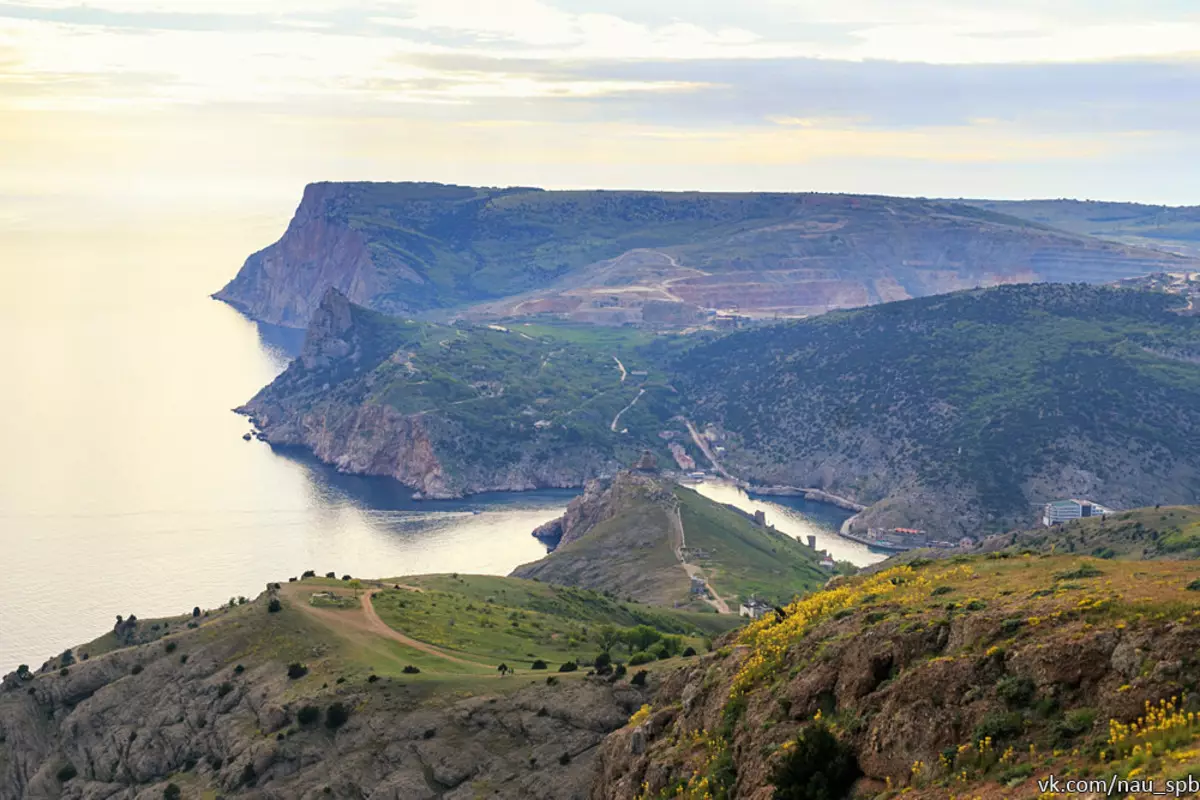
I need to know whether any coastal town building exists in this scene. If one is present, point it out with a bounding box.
[1042,499,1112,527]
[739,597,772,620]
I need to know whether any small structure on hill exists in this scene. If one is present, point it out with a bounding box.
[632,450,658,473]
[739,597,772,620]
[753,510,767,526]
[690,575,707,596]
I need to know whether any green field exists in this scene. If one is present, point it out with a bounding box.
[372,575,738,669]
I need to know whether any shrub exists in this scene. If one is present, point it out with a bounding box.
[931,586,954,596]
[59,667,69,676]
[267,598,282,613]
[165,641,177,654]
[594,652,612,671]
[558,661,578,673]
[628,652,654,666]
[770,723,860,800]
[56,763,77,782]
[163,783,181,800]
[240,763,256,787]
[546,676,559,685]
[325,702,350,729]
[341,574,352,581]
[681,646,697,658]
[1055,564,1103,580]
[402,665,420,674]
[287,663,308,680]
[131,664,144,675]
[531,659,548,670]
[999,618,1026,635]
[192,607,200,618]
[234,664,244,674]
[325,571,336,578]
[1187,579,1200,592]
[217,682,233,698]
[614,663,627,678]
[995,675,1036,708]
[631,670,648,687]
[1055,707,1097,742]
[965,599,988,612]
[973,711,1024,742]
[297,705,320,726]
[558,752,571,766]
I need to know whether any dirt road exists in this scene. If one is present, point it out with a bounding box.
[283,582,489,667]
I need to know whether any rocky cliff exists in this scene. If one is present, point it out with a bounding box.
[240,289,673,498]
[215,182,1198,328]
[590,554,1200,799]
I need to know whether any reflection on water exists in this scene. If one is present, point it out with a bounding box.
[689,480,887,567]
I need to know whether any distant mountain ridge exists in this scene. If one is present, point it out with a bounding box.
[214,182,1197,328]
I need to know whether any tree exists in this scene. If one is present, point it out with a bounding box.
[163,783,181,800]
[192,607,200,618]
[624,625,661,653]
[498,663,509,677]
[349,579,363,598]
[594,624,621,653]
[268,598,282,613]
[325,702,350,729]
[16,664,31,680]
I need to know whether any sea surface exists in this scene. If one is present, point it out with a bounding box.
[0,216,878,672]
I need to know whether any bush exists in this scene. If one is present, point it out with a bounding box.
[965,600,988,612]
[59,667,69,676]
[681,646,697,658]
[179,655,188,664]
[594,652,612,671]
[165,641,177,654]
[545,676,559,685]
[557,661,578,673]
[614,663,627,678]
[297,705,320,726]
[287,663,308,680]
[325,571,336,578]
[931,586,954,596]
[628,652,654,666]
[56,763,77,782]
[1055,564,1103,580]
[163,783,181,800]
[217,682,233,698]
[192,607,200,618]
[531,659,548,670]
[995,675,1036,708]
[558,752,571,766]
[131,664,144,675]
[234,664,244,674]
[402,665,421,674]
[1055,707,1097,742]
[1187,579,1200,592]
[267,598,282,613]
[325,702,350,729]
[770,723,860,800]
[631,670,648,687]
[973,711,1025,742]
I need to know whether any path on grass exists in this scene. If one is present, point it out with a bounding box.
[668,503,732,615]
[284,582,490,668]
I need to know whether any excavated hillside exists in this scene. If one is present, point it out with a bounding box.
[214,182,1196,328]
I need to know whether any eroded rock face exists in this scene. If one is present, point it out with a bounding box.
[0,615,651,800]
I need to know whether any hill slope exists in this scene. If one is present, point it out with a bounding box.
[960,198,1200,258]
[511,469,831,609]
[240,288,682,498]
[214,182,1195,327]
[0,574,734,799]
[672,283,1200,537]
[971,505,1200,561]
[594,553,1200,799]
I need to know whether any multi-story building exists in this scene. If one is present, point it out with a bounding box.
[1042,499,1113,527]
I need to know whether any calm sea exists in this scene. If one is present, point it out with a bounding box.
[0,216,879,672]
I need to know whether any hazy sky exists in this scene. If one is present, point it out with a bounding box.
[3,0,1199,229]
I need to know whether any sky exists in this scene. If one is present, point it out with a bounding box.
[2,0,1200,230]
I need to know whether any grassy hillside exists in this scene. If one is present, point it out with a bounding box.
[672,283,1200,537]
[0,573,728,799]
[974,505,1200,560]
[512,472,832,610]
[244,290,685,496]
[673,486,829,606]
[595,553,1200,799]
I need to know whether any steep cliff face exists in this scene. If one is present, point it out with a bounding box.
[215,182,1199,328]
[241,289,670,498]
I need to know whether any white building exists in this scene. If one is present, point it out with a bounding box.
[739,598,772,619]
[1042,499,1112,527]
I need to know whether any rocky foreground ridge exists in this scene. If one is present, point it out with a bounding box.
[7,545,1200,798]
[214,182,1196,329]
